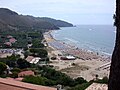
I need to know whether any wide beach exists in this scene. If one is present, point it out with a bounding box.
[43,30,111,81]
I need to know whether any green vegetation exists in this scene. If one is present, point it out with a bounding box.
[0,8,73,34]
[0,54,108,90]
[94,76,108,84]
[0,54,31,69]
[0,8,109,90]
[31,39,44,48]
[67,76,109,90]
[22,65,106,90]
[38,17,73,27]
[22,66,88,87]
[17,58,31,69]
[22,75,56,86]
[29,48,48,58]
[0,28,108,90]
[0,54,19,67]
[11,68,21,73]
[0,30,44,48]
[74,77,87,85]
[0,62,7,75]
[10,71,19,78]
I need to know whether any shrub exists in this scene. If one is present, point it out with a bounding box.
[51,57,57,60]
[95,76,108,84]
[74,77,87,84]
[0,62,7,75]
[11,68,21,73]
[10,71,18,78]
[22,75,56,86]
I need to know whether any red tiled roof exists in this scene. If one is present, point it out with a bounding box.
[15,78,23,81]
[0,83,26,90]
[4,42,12,46]
[6,77,23,81]
[0,78,57,90]
[18,70,35,77]
[26,56,34,62]
[9,38,17,43]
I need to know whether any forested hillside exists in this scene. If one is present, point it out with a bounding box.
[0,8,73,32]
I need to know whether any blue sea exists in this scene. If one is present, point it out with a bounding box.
[51,25,116,55]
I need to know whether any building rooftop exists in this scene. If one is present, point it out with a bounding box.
[18,70,35,77]
[26,56,41,64]
[9,38,17,43]
[25,56,34,62]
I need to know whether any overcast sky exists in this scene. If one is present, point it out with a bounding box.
[0,0,115,25]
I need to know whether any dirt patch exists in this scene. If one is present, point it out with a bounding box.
[60,65,90,77]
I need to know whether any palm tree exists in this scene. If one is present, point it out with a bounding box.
[108,0,120,90]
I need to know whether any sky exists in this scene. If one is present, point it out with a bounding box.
[0,0,115,25]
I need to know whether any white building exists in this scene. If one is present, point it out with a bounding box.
[60,55,76,60]
[26,56,41,64]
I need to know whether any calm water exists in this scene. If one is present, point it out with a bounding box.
[51,25,116,55]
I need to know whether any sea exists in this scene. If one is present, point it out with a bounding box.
[51,25,116,56]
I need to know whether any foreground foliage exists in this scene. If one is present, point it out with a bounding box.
[23,66,88,87]
[0,62,7,75]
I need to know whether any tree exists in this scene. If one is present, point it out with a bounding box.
[0,62,7,75]
[22,76,46,85]
[95,74,99,80]
[31,39,44,48]
[11,68,21,73]
[94,76,108,84]
[74,77,87,85]
[10,71,18,78]
[17,58,31,69]
[108,0,120,90]
[6,54,19,67]
[102,76,108,84]
[39,66,75,86]
[30,48,48,58]
[22,75,56,86]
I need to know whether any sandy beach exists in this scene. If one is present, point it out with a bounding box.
[43,30,111,81]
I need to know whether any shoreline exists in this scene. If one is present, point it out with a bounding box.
[50,28,113,57]
[43,30,111,81]
[44,30,111,61]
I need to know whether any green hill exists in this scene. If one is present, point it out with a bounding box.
[0,8,73,32]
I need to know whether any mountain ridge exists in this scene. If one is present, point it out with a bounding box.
[0,8,73,32]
